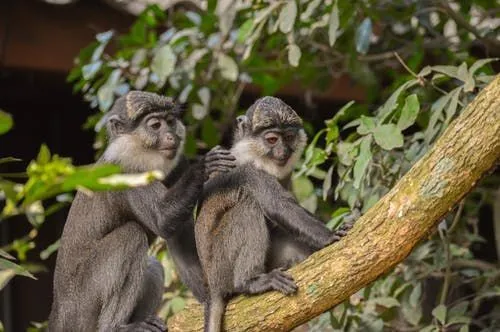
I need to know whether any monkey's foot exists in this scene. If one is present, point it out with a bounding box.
[245,268,298,295]
[332,208,361,238]
[118,315,166,332]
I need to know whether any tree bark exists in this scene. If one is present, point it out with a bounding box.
[168,75,500,332]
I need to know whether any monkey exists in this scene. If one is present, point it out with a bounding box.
[48,91,234,332]
[195,96,355,332]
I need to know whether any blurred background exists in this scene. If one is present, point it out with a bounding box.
[0,0,499,331]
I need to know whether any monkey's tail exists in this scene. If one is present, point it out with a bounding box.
[204,295,226,332]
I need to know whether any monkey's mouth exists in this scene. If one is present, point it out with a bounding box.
[159,147,178,159]
[274,158,289,166]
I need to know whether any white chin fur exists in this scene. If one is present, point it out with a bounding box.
[103,135,184,176]
[231,129,307,180]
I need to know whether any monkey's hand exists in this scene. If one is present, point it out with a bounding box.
[117,315,166,332]
[328,208,361,244]
[205,145,236,181]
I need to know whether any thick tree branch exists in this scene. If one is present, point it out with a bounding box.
[168,75,500,332]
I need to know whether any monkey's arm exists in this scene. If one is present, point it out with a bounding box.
[244,167,335,250]
[126,162,204,238]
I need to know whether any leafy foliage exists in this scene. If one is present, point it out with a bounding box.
[3,0,500,329]
[0,111,164,294]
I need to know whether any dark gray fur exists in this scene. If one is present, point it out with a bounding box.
[195,97,354,332]
[49,91,232,331]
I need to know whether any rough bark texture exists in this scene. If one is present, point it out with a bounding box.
[168,75,500,332]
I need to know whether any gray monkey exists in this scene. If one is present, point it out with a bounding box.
[49,91,234,332]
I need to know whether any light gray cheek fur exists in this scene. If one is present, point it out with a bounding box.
[102,131,184,176]
[231,129,307,180]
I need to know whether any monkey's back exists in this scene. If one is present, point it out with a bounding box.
[49,190,150,331]
[196,167,269,297]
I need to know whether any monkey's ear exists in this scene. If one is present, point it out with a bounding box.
[107,114,126,136]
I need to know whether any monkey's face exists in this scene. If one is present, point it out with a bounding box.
[260,128,301,166]
[136,112,185,160]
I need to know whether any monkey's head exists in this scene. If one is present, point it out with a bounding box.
[102,91,186,174]
[231,96,307,180]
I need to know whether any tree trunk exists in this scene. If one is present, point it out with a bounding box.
[168,75,500,332]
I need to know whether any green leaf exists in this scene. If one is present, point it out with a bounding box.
[447,316,470,326]
[409,282,422,307]
[397,94,420,130]
[151,45,177,84]
[322,166,334,200]
[378,80,419,118]
[373,297,400,308]
[40,240,60,260]
[459,325,469,332]
[444,87,462,125]
[357,116,376,135]
[0,249,14,260]
[469,58,499,75]
[336,141,356,166]
[0,157,21,165]
[237,19,254,43]
[355,18,372,54]
[373,124,404,150]
[301,0,322,21]
[201,117,219,148]
[328,0,339,46]
[353,136,372,189]
[37,144,51,165]
[288,44,301,67]
[432,304,447,324]
[82,61,102,80]
[0,258,36,280]
[278,1,297,34]
[169,297,186,314]
[419,326,438,332]
[217,53,238,82]
[0,110,13,135]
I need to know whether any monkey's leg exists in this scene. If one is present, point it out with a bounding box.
[130,256,165,322]
[93,222,163,332]
[231,214,297,296]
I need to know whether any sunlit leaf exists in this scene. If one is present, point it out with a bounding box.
[355,18,372,54]
[397,94,420,130]
[0,110,13,135]
[36,144,51,165]
[469,58,499,75]
[353,136,372,189]
[378,80,419,118]
[328,0,339,46]
[288,44,301,67]
[444,87,462,125]
[373,124,404,150]
[217,54,238,81]
[373,297,400,308]
[0,249,14,260]
[151,45,177,84]
[82,61,102,80]
[322,166,334,201]
[301,0,322,21]
[409,282,422,307]
[0,157,21,165]
[40,240,60,260]
[357,116,376,135]
[278,1,297,34]
[432,304,447,324]
[237,19,254,43]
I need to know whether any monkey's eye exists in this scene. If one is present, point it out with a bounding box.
[265,135,278,145]
[284,133,295,142]
[166,116,176,127]
[147,118,162,130]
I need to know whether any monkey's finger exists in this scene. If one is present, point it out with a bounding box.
[274,269,295,281]
[335,230,348,237]
[329,235,342,243]
[271,279,298,295]
[207,165,233,173]
[274,274,298,290]
[206,160,237,168]
[205,152,236,162]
